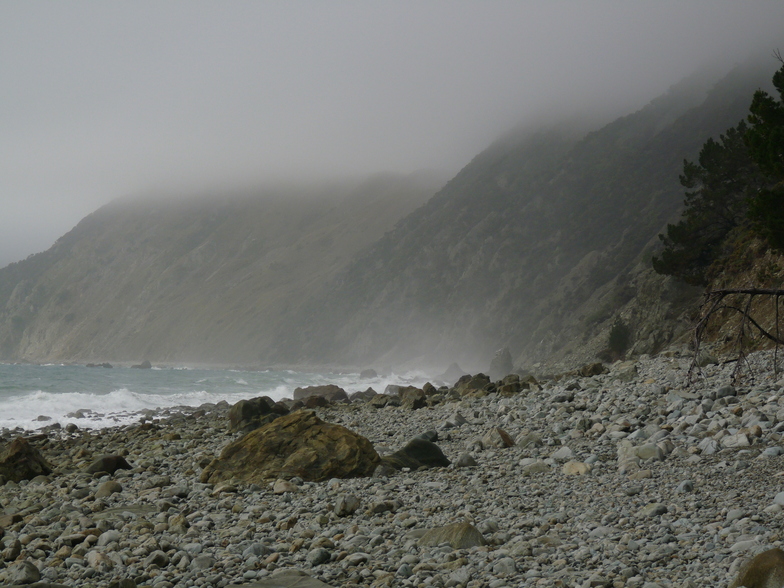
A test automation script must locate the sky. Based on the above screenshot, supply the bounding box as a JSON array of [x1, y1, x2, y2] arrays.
[[1, 1, 783, 268]]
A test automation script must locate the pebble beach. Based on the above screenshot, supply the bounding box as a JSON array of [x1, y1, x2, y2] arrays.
[[3, 349, 784, 588]]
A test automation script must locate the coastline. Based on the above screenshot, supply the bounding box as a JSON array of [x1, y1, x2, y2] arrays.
[[2, 349, 784, 586]]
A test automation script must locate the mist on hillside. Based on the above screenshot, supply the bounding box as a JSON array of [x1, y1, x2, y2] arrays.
[[1, 2, 783, 267]]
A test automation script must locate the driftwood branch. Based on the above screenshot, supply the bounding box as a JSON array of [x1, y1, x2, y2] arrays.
[[689, 287, 784, 384]]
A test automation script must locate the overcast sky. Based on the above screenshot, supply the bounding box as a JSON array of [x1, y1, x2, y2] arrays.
[[1, 1, 782, 267]]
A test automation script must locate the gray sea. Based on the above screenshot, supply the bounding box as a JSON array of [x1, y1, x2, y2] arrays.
[[0, 363, 428, 432]]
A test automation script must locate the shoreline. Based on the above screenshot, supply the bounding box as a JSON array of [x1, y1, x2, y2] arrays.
[[2, 349, 784, 586]]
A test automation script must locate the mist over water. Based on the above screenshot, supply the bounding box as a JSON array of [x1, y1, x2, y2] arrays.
[[0, 363, 432, 432]]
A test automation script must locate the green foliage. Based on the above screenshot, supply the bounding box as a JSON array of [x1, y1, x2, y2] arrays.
[[746, 62, 784, 249], [746, 63, 784, 179], [608, 318, 631, 355], [748, 185, 784, 249], [652, 122, 764, 284], [653, 61, 784, 281]]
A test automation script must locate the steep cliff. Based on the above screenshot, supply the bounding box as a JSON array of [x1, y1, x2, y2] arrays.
[[272, 59, 773, 371], [0, 173, 443, 364]]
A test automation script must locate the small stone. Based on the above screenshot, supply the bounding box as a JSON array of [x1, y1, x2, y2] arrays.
[[7, 560, 41, 584], [273, 479, 299, 494], [562, 461, 591, 475], [334, 494, 360, 516], [307, 548, 331, 566], [676, 480, 694, 493], [95, 480, 122, 498], [550, 446, 574, 462], [455, 453, 477, 468], [639, 503, 667, 517]]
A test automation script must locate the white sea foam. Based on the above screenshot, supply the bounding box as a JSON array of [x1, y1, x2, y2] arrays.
[[0, 364, 435, 433], [0, 385, 292, 432]]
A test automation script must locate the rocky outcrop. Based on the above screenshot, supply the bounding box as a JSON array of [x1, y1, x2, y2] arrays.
[[200, 410, 379, 484], [131, 360, 152, 369], [0, 437, 52, 482], [489, 347, 513, 381]]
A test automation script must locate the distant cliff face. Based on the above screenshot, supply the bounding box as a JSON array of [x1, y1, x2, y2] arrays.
[[0, 60, 773, 370], [271, 59, 773, 371], [0, 173, 444, 364]]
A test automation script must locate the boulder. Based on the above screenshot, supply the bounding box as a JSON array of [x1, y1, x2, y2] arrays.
[[304, 395, 330, 409], [418, 521, 486, 549], [7, 560, 41, 584], [380, 438, 450, 470], [348, 388, 377, 402], [578, 362, 608, 377], [228, 396, 283, 434], [489, 347, 514, 381], [0, 437, 52, 482], [292, 384, 348, 403], [95, 480, 123, 498], [454, 373, 491, 395], [131, 359, 152, 369], [85, 455, 132, 475], [730, 548, 784, 588], [482, 427, 515, 449], [401, 387, 427, 409], [359, 368, 378, 379], [200, 410, 379, 484]]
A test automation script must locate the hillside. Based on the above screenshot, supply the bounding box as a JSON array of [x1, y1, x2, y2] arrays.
[[0, 57, 776, 371], [271, 58, 775, 372], [0, 173, 444, 364]]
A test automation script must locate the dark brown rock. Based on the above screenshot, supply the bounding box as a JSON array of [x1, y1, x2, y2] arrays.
[[304, 395, 330, 409], [578, 362, 608, 377], [228, 396, 281, 433], [200, 410, 379, 484], [401, 387, 427, 409], [0, 437, 52, 482], [292, 384, 348, 403], [381, 438, 450, 470], [85, 455, 131, 475], [454, 373, 491, 395]]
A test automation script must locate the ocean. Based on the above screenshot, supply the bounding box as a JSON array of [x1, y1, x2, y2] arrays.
[[0, 363, 429, 432]]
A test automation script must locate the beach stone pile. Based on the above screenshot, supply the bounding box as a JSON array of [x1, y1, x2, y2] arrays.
[[4, 350, 784, 587]]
